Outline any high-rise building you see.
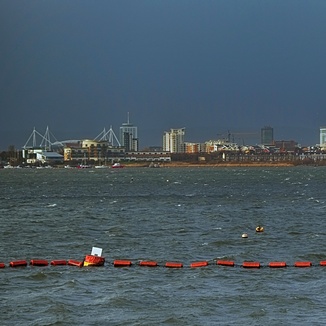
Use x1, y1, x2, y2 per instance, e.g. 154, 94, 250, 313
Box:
119, 113, 138, 151
163, 128, 185, 153
320, 127, 326, 146
261, 126, 274, 146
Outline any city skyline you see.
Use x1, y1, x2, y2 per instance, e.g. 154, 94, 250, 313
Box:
1, 1, 326, 150
13, 123, 326, 153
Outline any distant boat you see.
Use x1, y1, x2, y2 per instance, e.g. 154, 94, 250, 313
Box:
77, 164, 91, 169
94, 165, 108, 169
111, 162, 124, 168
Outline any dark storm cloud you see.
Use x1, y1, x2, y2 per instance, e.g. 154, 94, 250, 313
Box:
1, 0, 326, 150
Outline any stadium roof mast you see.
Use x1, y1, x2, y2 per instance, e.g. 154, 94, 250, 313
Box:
40, 126, 52, 151
23, 126, 63, 150
23, 127, 44, 149
94, 126, 121, 146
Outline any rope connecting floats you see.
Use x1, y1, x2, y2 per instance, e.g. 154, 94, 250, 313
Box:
1, 258, 326, 269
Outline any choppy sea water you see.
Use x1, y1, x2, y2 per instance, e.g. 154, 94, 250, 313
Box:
1, 166, 326, 325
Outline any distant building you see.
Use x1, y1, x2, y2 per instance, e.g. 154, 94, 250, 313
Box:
261, 126, 274, 146
204, 139, 238, 153
274, 140, 297, 152
163, 128, 185, 153
39, 151, 64, 164
184, 142, 203, 153
22, 148, 63, 164
63, 139, 125, 163
119, 113, 138, 151
320, 127, 326, 146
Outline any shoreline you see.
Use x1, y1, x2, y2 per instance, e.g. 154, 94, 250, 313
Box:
124, 162, 297, 168
4, 161, 325, 169
161, 163, 295, 167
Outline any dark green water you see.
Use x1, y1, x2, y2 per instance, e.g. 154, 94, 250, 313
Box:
1, 166, 326, 325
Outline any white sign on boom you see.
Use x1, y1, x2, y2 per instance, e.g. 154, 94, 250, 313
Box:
91, 247, 103, 257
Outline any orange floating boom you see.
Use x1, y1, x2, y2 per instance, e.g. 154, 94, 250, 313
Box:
243, 261, 260, 268
190, 261, 208, 268
217, 260, 235, 267
165, 262, 183, 268
51, 260, 67, 266
294, 261, 312, 267
10, 260, 28, 267
113, 260, 132, 267
30, 259, 49, 266
269, 261, 287, 268
68, 260, 83, 267
139, 261, 158, 267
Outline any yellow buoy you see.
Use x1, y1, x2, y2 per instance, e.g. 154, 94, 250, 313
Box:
255, 226, 264, 232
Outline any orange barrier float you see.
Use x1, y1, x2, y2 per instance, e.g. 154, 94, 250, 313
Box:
139, 261, 158, 267
294, 261, 312, 268
113, 260, 132, 267
3, 256, 326, 270
190, 261, 208, 268
83, 255, 105, 267
217, 260, 235, 267
68, 260, 83, 267
51, 260, 67, 266
243, 261, 260, 268
165, 262, 183, 268
10, 260, 28, 267
269, 261, 287, 268
30, 259, 49, 266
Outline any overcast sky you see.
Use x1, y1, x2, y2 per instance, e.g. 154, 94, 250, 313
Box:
1, 0, 326, 150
